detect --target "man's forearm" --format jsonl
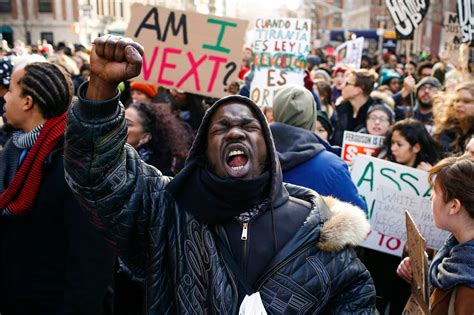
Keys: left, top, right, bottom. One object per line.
{"left": 86, "top": 76, "right": 119, "bottom": 101}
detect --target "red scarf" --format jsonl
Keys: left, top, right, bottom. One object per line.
{"left": 0, "top": 112, "right": 67, "bottom": 216}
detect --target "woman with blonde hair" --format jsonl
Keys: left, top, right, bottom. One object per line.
{"left": 433, "top": 81, "right": 474, "bottom": 156}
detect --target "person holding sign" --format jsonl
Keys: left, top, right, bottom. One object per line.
{"left": 64, "top": 35, "right": 376, "bottom": 314}
{"left": 383, "top": 119, "right": 439, "bottom": 171}
{"left": 397, "top": 155, "right": 474, "bottom": 315}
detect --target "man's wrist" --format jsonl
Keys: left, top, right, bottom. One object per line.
{"left": 86, "top": 76, "right": 119, "bottom": 100}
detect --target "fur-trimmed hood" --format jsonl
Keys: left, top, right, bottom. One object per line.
{"left": 318, "top": 196, "right": 371, "bottom": 251}
{"left": 285, "top": 184, "right": 371, "bottom": 252}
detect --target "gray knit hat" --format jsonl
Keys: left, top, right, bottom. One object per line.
{"left": 415, "top": 76, "right": 442, "bottom": 94}
{"left": 272, "top": 84, "right": 317, "bottom": 131}
{"left": 367, "top": 103, "right": 395, "bottom": 124}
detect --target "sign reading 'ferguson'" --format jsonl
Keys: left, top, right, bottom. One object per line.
{"left": 386, "top": 0, "right": 430, "bottom": 39}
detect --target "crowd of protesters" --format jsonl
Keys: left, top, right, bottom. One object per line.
{"left": 0, "top": 31, "right": 473, "bottom": 315}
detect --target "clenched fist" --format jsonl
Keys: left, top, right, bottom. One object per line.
{"left": 86, "top": 35, "right": 144, "bottom": 100}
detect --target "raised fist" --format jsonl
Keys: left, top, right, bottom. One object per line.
{"left": 87, "top": 35, "right": 144, "bottom": 100}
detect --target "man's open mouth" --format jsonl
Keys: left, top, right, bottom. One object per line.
{"left": 224, "top": 145, "right": 250, "bottom": 177}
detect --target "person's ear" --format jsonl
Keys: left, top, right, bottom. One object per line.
{"left": 413, "top": 143, "right": 421, "bottom": 154}
{"left": 138, "top": 133, "right": 152, "bottom": 147}
{"left": 448, "top": 198, "right": 462, "bottom": 215}
{"left": 22, "top": 95, "right": 34, "bottom": 112}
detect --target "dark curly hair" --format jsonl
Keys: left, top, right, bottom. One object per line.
{"left": 385, "top": 119, "right": 439, "bottom": 167}
{"left": 130, "top": 102, "right": 193, "bottom": 175}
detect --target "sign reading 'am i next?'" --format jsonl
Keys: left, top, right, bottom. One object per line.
{"left": 125, "top": 4, "right": 248, "bottom": 98}
{"left": 457, "top": 0, "right": 474, "bottom": 44}
{"left": 385, "top": 0, "right": 430, "bottom": 39}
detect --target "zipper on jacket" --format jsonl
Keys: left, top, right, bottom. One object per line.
{"left": 241, "top": 222, "right": 248, "bottom": 240}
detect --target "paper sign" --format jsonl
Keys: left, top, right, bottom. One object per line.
{"left": 249, "top": 18, "right": 311, "bottom": 106}
{"left": 335, "top": 37, "right": 364, "bottom": 69}
{"left": 125, "top": 4, "right": 248, "bottom": 98}
{"left": 405, "top": 211, "right": 430, "bottom": 305}
{"left": 457, "top": 0, "right": 474, "bottom": 44}
{"left": 351, "top": 155, "right": 435, "bottom": 256}
{"left": 372, "top": 186, "right": 449, "bottom": 249}
{"left": 341, "top": 131, "right": 385, "bottom": 163}
{"left": 443, "top": 12, "right": 463, "bottom": 65}
{"left": 402, "top": 294, "right": 430, "bottom": 315}
{"left": 386, "top": 0, "right": 430, "bottom": 39}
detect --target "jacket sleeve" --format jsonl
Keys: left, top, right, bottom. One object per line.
{"left": 64, "top": 82, "right": 171, "bottom": 276}
{"left": 326, "top": 248, "right": 377, "bottom": 314}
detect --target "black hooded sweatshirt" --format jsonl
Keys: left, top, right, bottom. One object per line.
{"left": 167, "top": 95, "right": 311, "bottom": 291}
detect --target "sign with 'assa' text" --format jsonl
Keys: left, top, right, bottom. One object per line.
{"left": 386, "top": 0, "right": 430, "bottom": 39}
{"left": 351, "top": 155, "right": 449, "bottom": 255}
{"left": 125, "top": 4, "right": 248, "bottom": 98}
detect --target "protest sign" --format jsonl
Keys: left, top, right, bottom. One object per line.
{"left": 250, "top": 18, "right": 311, "bottom": 106}
{"left": 443, "top": 12, "right": 463, "bottom": 65}
{"left": 341, "top": 131, "right": 385, "bottom": 163}
{"left": 335, "top": 37, "right": 364, "bottom": 69}
{"left": 405, "top": 211, "right": 430, "bottom": 305}
{"left": 125, "top": 4, "right": 248, "bottom": 98}
{"left": 457, "top": 0, "right": 474, "bottom": 44}
{"left": 386, "top": 0, "right": 430, "bottom": 39}
{"left": 372, "top": 186, "right": 449, "bottom": 249}
{"left": 351, "top": 155, "right": 445, "bottom": 255}
{"left": 403, "top": 211, "right": 430, "bottom": 315}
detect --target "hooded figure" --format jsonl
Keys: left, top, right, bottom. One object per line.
{"left": 270, "top": 85, "right": 367, "bottom": 211}
{"left": 64, "top": 35, "right": 376, "bottom": 314}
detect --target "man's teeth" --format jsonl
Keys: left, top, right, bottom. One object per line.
{"left": 229, "top": 150, "right": 244, "bottom": 157}
{"left": 231, "top": 165, "right": 244, "bottom": 171}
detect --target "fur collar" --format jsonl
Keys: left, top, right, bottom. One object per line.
{"left": 317, "top": 196, "right": 371, "bottom": 251}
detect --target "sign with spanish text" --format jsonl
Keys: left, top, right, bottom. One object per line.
{"left": 335, "top": 37, "right": 364, "bottom": 70}
{"left": 457, "top": 0, "right": 474, "bottom": 44}
{"left": 250, "top": 18, "right": 311, "bottom": 106}
{"left": 125, "top": 4, "right": 248, "bottom": 98}
{"left": 386, "top": 0, "right": 430, "bottom": 39}
{"left": 341, "top": 131, "right": 385, "bottom": 163}
{"left": 443, "top": 11, "right": 463, "bottom": 65}
{"left": 351, "top": 155, "right": 448, "bottom": 255}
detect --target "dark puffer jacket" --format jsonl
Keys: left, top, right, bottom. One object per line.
{"left": 64, "top": 83, "right": 376, "bottom": 314}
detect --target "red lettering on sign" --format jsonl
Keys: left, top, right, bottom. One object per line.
{"left": 158, "top": 47, "right": 182, "bottom": 86}
{"left": 142, "top": 47, "right": 159, "bottom": 81}
{"left": 207, "top": 56, "right": 227, "bottom": 92}
{"left": 176, "top": 52, "right": 207, "bottom": 91}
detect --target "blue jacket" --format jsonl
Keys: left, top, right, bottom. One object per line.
{"left": 271, "top": 123, "right": 367, "bottom": 212}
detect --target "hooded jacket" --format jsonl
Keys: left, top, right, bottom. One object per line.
{"left": 271, "top": 122, "right": 367, "bottom": 211}
{"left": 64, "top": 82, "right": 376, "bottom": 314}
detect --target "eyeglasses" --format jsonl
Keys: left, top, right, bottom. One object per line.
{"left": 344, "top": 81, "right": 357, "bottom": 87}
{"left": 419, "top": 84, "right": 438, "bottom": 92}
{"left": 367, "top": 115, "right": 390, "bottom": 123}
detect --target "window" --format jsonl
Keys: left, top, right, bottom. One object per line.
{"left": 38, "top": 0, "right": 52, "bottom": 13}
{"left": 0, "top": 0, "right": 11, "bottom": 13}
{"left": 41, "top": 32, "right": 54, "bottom": 44}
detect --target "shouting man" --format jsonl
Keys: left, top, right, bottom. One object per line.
{"left": 65, "top": 36, "right": 376, "bottom": 314}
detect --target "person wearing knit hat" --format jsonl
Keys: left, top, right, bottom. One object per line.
{"left": 364, "top": 103, "right": 395, "bottom": 136}
{"left": 272, "top": 84, "right": 317, "bottom": 131}
{"left": 311, "top": 69, "right": 332, "bottom": 83}
{"left": 315, "top": 110, "right": 333, "bottom": 141}
{"left": 270, "top": 85, "right": 367, "bottom": 211}
{"left": 379, "top": 68, "right": 402, "bottom": 94}
{"left": 130, "top": 81, "right": 158, "bottom": 103}
{"left": 401, "top": 76, "right": 442, "bottom": 131}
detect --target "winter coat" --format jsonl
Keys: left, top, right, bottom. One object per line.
{"left": 331, "top": 98, "right": 374, "bottom": 146}
{"left": 0, "top": 137, "right": 115, "bottom": 315}
{"left": 64, "top": 83, "right": 376, "bottom": 314}
{"left": 270, "top": 122, "right": 367, "bottom": 211}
